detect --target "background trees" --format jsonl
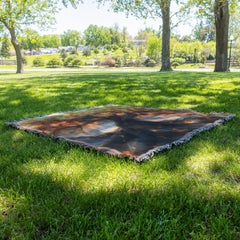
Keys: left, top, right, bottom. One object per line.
{"left": 0, "top": 0, "right": 239, "bottom": 72}
{"left": 42, "top": 35, "right": 62, "bottom": 48}
{"left": 61, "top": 30, "right": 83, "bottom": 49}
{"left": 0, "top": 0, "right": 83, "bottom": 73}
{"left": 109, "top": 24, "right": 121, "bottom": 46}
{"left": 134, "top": 28, "right": 154, "bottom": 43}
{"left": 96, "top": 0, "right": 177, "bottom": 71}
{"left": 20, "top": 30, "right": 42, "bottom": 51}
{"left": 229, "top": 5, "right": 240, "bottom": 41}
{"left": 0, "top": 0, "right": 61, "bottom": 73}
{"left": 146, "top": 36, "right": 162, "bottom": 63}
{"left": 84, "top": 25, "right": 111, "bottom": 47}
{"left": 0, "top": 36, "right": 11, "bottom": 59}
{"left": 193, "top": 20, "right": 216, "bottom": 42}
{"left": 188, "top": 0, "right": 239, "bottom": 72}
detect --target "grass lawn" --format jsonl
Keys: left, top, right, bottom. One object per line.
{"left": 0, "top": 71, "right": 239, "bottom": 239}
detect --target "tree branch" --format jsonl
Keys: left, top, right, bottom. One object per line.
{"left": 0, "top": 17, "right": 11, "bottom": 30}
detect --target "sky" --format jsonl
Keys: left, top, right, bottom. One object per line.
{"left": 40, "top": 1, "right": 195, "bottom": 37}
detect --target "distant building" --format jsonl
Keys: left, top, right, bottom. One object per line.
{"left": 97, "top": 46, "right": 106, "bottom": 50}
{"left": 24, "top": 50, "right": 41, "bottom": 55}
{"left": 39, "top": 48, "right": 58, "bottom": 54}
{"left": 78, "top": 45, "right": 89, "bottom": 52}
{"left": 132, "top": 40, "right": 147, "bottom": 47}
{"left": 58, "top": 46, "right": 75, "bottom": 53}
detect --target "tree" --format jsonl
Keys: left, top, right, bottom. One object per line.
{"left": 60, "top": 49, "right": 68, "bottom": 60}
{"left": 193, "top": 21, "right": 215, "bottom": 42}
{"left": 214, "top": 0, "right": 229, "bottom": 71}
{"left": 0, "top": 0, "right": 82, "bottom": 73}
{"left": 121, "top": 27, "right": 129, "bottom": 44}
{"left": 109, "top": 24, "right": 121, "bottom": 45}
{"left": 84, "top": 25, "right": 111, "bottom": 47}
{"left": 188, "top": 0, "right": 239, "bottom": 72}
{"left": 159, "top": 0, "right": 172, "bottom": 71}
{"left": 61, "top": 30, "right": 83, "bottom": 49}
{"left": 0, "top": 0, "right": 60, "bottom": 73}
{"left": 20, "top": 29, "right": 42, "bottom": 51}
{"left": 180, "top": 35, "right": 193, "bottom": 42}
{"left": 146, "top": 36, "right": 162, "bottom": 63}
{"left": 40, "top": 34, "right": 61, "bottom": 48}
{"left": 96, "top": 0, "right": 177, "bottom": 71}
{"left": 229, "top": 5, "right": 240, "bottom": 40}
{"left": 134, "top": 28, "right": 154, "bottom": 44}
{"left": 1, "top": 36, "right": 11, "bottom": 59}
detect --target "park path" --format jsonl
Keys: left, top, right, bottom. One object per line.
{"left": 0, "top": 68, "right": 239, "bottom": 73}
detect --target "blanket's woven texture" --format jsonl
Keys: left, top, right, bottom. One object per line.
{"left": 5, "top": 105, "right": 235, "bottom": 162}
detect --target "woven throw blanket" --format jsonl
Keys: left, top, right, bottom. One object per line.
{"left": 5, "top": 105, "right": 235, "bottom": 162}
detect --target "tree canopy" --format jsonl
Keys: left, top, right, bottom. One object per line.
{"left": 0, "top": 0, "right": 59, "bottom": 30}
{"left": 96, "top": 0, "right": 184, "bottom": 71}
{"left": 0, "top": 0, "right": 83, "bottom": 73}
{"left": 187, "top": 0, "right": 239, "bottom": 71}
{"left": 84, "top": 25, "right": 111, "bottom": 47}
{"left": 61, "top": 30, "right": 83, "bottom": 49}
{"left": 0, "top": 36, "right": 11, "bottom": 59}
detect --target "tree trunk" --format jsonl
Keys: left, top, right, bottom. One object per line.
{"left": 214, "top": 0, "right": 229, "bottom": 72}
{"left": 9, "top": 27, "right": 24, "bottom": 73}
{"left": 160, "top": 0, "right": 172, "bottom": 71}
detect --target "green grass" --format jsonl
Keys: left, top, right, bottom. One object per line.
{"left": 0, "top": 71, "right": 239, "bottom": 239}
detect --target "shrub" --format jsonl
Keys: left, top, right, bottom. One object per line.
{"left": 170, "top": 58, "right": 185, "bottom": 65}
{"left": 173, "top": 50, "right": 187, "bottom": 59}
{"left": 94, "top": 58, "right": 101, "bottom": 66}
{"left": 129, "top": 43, "right": 134, "bottom": 50}
{"left": 147, "top": 36, "right": 161, "bottom": 62}
{"left": 94, "top": 48, "right": 99, "bottom": 54}
{"left": 171, "top": 62, "right": 180, "bottom": 68}
{"left": 208, "top": 54, "right": 215, "bottom": 60}
{"left": 106, "top": 45, "right": 112, "bottom": 51}
{"left": 82, "top": 49, "right": 91, "bottom": 57}
{"left": 122, "top": 47, "right": 128, "bottom": 53}
{"left": 22, "top": 56, "right": 28, "bottom": 65}
{"left": 64, "top": 56, "right": 83, "bottom": 67}
{"left": 64, "top": 56, "right": 75, "bottom": 66}
{"left": 114, "top": 49, "right": 124, "bottom": 55}
{"left": 47, "top": 57, "right": 62, "bottom": 68}
{"left": 120, "top": 43, "right": 126, "bottom": 48}
{"left": 103, "top": 49, "right": 108, "bottom": 55}
{"left": 144, "top": 58, "right": 156, "bottom": 67}
{"left": 133, "top": 58, "right": 143, "bottom": 67}
{"left": 193, "top": 49, "right": 199, "bottom": 63}
{"left": 60, "top": 49, "right": 68, "bottom": 60}
{"left": 200, "top": 56, "right": 207, "bottom": 64}
{"left": 33, "top": 56, "right": 45, "bottom": 67}
{"left": 126, "top": 60, "right": 134, "bottom": 67}
{"left": 112, "top": 44, "right": 119, "bottom": 51}
{"left": 112, "top": 55, "right": 123, "bottom": 67}
{"left": 102, "top": 57, "right": 116, "bottom": 67}
{"left": 123, "top": 53, "right": 130, "bottom": 67}
{"left": 70, "top": 48, "right": 78, "bottom": 55}
{"left": 71, "top": 57, "right": 83, "bottom": 67}
{"left": 232, "top": 48, "right": 240, "bottom": 62}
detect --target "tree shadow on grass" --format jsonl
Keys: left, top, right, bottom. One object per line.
{"left": 1, "top": 71, "right": 239, "bottom": 168}
{"left": 0, "top": 71, "right": 211, "bottom": 116}
{"left": 1, "top": 147, "right": 240, "bottom": 239}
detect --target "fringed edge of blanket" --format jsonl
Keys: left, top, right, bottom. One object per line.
{"left": 137, "top": 113, "right": 236, "bottom": 162}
